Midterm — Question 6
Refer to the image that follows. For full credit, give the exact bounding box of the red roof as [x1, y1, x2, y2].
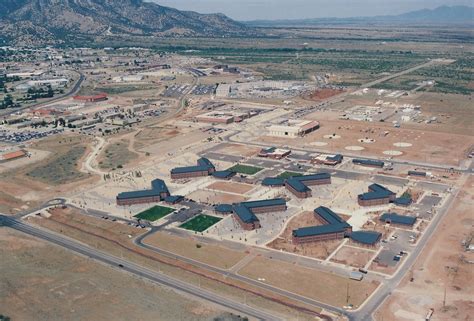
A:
[73, 93, 108, 101]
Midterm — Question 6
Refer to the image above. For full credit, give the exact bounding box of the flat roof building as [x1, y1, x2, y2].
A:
[350, 231, 382, 247]
[284, 173, 331, 199]
[267, 120, 320, 138]
[258, 147, 291, 159]
[380, 212, 417, 226]
[312, 154, 343, 166]
[353, 158, 385, 168]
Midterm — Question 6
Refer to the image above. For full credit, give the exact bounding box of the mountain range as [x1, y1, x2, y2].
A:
[245, 5, 474, 27]
[0, 0, 253, 45]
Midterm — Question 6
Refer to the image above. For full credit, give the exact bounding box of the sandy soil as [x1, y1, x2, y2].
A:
[306, 88, 345, 101]
[215, 143, 261, 157]
[375, 176, 474, 321]
[187, 189, 248, 205]
[206, 181, 255, 195]
[143, 231, 246, 269]
[330, 246, 375, 268]
[0, 228, 227, 321]
[267, 211, 343, 260]
[260, 118, 474, 166]
[239, 256, 379, 308]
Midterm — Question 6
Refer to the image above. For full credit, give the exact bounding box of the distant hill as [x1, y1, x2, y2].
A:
[0, 0, 255, 45]
[246, 5, 474, 27]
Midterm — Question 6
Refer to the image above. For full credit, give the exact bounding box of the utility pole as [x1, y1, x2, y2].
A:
[346, 282, 350, 304]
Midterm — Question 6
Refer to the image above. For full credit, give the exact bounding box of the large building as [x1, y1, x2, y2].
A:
[284, 173, 332, 198]
[216, 198, 287, 231]
[116, 179, 170, 206]
[312, 154, 343, 166]
[358, 183, 396, 206]
[267, 120, 320, 138]
[380, 212, 417, 227]
[73, 93, 108, 103]
[292, 206, 352, 244]
[195, 110, 258, 124]
[352, 158, 385, 168]
[171, 158, 216, 179]
[258, 147, 291, 159]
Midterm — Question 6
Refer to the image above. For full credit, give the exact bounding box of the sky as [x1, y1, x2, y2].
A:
[151, 0, 472, 20]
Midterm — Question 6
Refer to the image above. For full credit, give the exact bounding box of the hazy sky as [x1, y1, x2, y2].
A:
[151, 0, 472, 20]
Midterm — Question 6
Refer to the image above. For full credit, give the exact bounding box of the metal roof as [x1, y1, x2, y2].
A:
[239, 198, 286, 209]
[215, 204, 233, 213]
[292, 224, 347, 237]
[353, 158, 385, 167]
[380, 212, 416, 225]
[171, 157, 215, 174]
[262, 177, 285, 186]
[327, 154, 343, 162]
[358, 183, 394, 200]
[393, 197, 412, 206]
[314, 206, 350, 227]
[286, 178, 311, 193]
[350, 231, 382, 245]
[117, 179, 169, 200]
[212, 170, 235, 179]
[164, 195, 183, 203]
[293, 173, 331, 182]
[234, 204, 259, 223]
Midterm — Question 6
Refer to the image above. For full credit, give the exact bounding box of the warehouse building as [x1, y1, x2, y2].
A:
[352, 158, 385, 168]
[267, 120, 320, 138]
[358, 183, 396, 206]
[116, 179, 170, 206]
[171, 157, 216, 179]
[284, 173, 332, 198]
[292, 206, 352, 244]
[312, 154, 343, 166]
[258, 147, 291, 159]
[380, 212, 417, 227]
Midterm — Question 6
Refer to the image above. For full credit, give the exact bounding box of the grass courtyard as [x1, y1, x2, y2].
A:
[227, 164, 263, 175]
[134, 205, 175, 221]
[180, 214, 222, 232]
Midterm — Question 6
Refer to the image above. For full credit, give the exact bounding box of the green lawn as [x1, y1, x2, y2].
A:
[277, 171, 304, 179]
[180, 214, 222, 232]
[134, 205, 175, 221]
[227, 164, 263, 175]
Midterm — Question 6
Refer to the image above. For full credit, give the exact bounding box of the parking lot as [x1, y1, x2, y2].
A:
[191, 84, 217, 95]
[376, 229, 417, 267]
[161, 84, 190, 98]
[414, 194, 442, 220]
[0, 128, 64, 143]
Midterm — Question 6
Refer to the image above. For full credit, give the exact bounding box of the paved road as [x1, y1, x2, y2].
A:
[0, 215, 281, 321]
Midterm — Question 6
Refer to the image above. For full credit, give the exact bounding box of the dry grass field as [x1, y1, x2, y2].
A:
[330, 246, 375, 268]
[187, 189, 248, 205]
[206, 181, 255, 194]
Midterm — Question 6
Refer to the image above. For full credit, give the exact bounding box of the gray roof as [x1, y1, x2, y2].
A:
[380, 212, 417, 225]
[353, 158, 384, 167]
[262, 177, 285, 186]
[171, 157, 215, 174]
[239, 198, 286, 209]
[293, 224, 347, 237]
[234, 204, 259, 223]
[350, 231, 382, 245]
[117, 179, 169, 200]
[359, 183, 394, 201]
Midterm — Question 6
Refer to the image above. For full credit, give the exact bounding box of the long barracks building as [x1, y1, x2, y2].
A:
[358, 183, 396, 206]
[116, 179, 170, 206]
[216, 198, 287, 231]
[261, 173, 331, 199]
[292, 206, 352, 244]
[170, 157, 216, 179]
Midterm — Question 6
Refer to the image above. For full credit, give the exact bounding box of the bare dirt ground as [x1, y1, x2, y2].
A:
[143, 231, 246, 269]
[306, 88, 345, 101]
[206, 181, 255, 195]
[260, 118, 473, 166]
[330, 246, 375, 268]
[0, 135, 98, 214]
[0, 228, 228, 321]
[187, 189, 248, 205]
[239, 256, 379, 309]
[97, 137, 139, 170]
[375, 176, 474, 321]
[215, 143, 261, 157]
[267, 211, 343, 260]
[25, 207, 329, 320]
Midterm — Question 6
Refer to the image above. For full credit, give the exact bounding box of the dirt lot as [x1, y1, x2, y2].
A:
[306, 88, 345, 101]
[187, 189, 248, 205]
[239, 256, 379, 308]
[260, 117, 473, 166]
[143, 231, 246, 269]
[0, 135, 97, 214]
[215, 143, 261, 158]
[267, 211, 343, 260]
[98, 138, 139, 170]
[330, 246, 375, 268]
[26, 207, 330, 320]
[206, 181, 254, 195]
[375, 176, 474, 321]
[0, 228, 229, 321]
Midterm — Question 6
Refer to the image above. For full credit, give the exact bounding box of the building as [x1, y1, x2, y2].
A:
[312, 154, 343, 166]
[170, 158, 216, 179]
[408, 170, 427, 177]
[350, 231, 382, 247]
[380, 212, 417, 227]
[258, 147, 291, 159]
[212, 170, 236, 180]
[284, 173, 331, 199]
[164, 195, 184, 205]
[261, 177, 285, 187]
[195, 111, 256, 124]
[116, 179, 170, 206]
[0, 149, 27, 163]
[353, 158, 385, 168]
[267, 120, 320, 138]
[292, 206, 352, 244]
[27, 78, 69, 89]
[358, 183, 396, 206]
[73, 93, 108, 103]
[217, 198, 287, 230]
